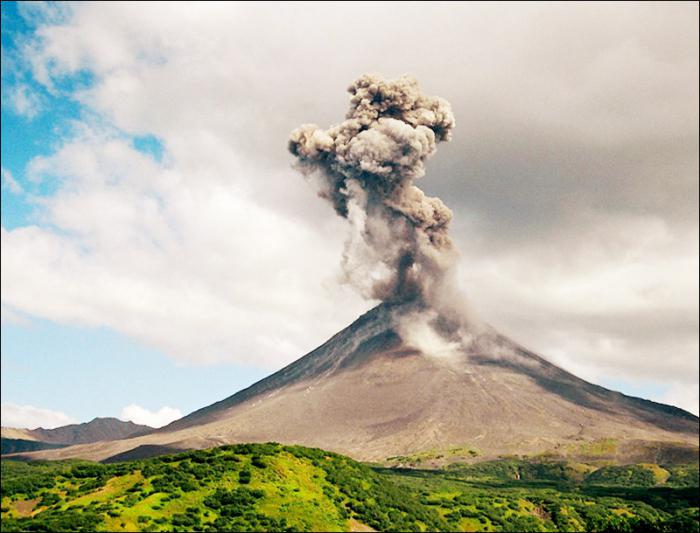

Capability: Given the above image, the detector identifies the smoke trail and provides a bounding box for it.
[289,74,458,309]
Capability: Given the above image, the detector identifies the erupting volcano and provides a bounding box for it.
[12,75,698,464]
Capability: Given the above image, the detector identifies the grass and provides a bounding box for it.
[386,445,481,466]
[564,438,618,458]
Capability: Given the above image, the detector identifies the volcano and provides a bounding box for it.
[5,75,697,467]
[13,301,698,464]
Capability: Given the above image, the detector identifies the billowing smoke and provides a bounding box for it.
[289,74,458,309]
[288,75,552,367]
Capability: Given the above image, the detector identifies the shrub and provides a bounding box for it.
[251,456,267,469]
[39,492,61,507]
[239,469,252,484]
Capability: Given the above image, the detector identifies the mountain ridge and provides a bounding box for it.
[1,417,153,447]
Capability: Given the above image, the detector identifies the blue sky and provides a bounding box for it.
[1,318,265,423]
[1,1,697,430]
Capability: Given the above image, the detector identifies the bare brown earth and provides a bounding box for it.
[10,303,699,464]
[13,498,40,517]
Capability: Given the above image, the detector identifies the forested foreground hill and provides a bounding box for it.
[1,443,698,532]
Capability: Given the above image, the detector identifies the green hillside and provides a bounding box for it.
[1,443,698,532]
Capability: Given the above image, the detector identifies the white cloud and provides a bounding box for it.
[0,3,697,415]
[5,84,42,118]
[1,402,76,429]
[1,126,369,368]
[1,168,23,194]
[120,404,182,428]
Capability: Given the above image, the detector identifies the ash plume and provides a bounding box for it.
[289,74,459,310]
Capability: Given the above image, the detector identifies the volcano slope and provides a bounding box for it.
[11,301,698,464]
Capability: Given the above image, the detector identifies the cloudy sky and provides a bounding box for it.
[1,1,698,429]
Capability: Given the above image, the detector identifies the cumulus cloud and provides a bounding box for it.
[1,402,76,429]
[1,3,697,410]
[120,404,182,428]
[0,131,366,367]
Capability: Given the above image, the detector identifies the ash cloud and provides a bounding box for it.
[289,74,459,309]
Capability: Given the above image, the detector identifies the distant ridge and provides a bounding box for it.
[1,417,153,452]
[0,438,67,455]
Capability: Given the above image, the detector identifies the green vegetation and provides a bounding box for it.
[1,444,698,532]
[1,443,444,532]
[564,438,619,458]
[379,460,699,532]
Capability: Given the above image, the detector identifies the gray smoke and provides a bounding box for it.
[289,74,459,307]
